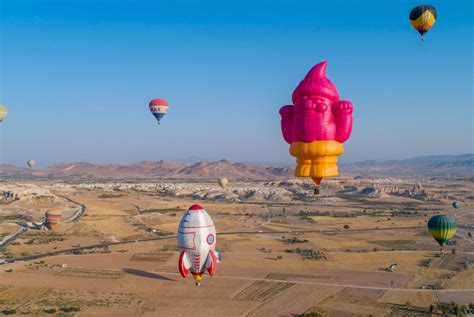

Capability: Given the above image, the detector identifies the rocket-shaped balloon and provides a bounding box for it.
[177,204,218,286]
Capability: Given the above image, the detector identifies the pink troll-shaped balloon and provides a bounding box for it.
[279,61,353,186]
[279,61,353,144]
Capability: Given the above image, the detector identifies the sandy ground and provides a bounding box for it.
[0,180,473,315]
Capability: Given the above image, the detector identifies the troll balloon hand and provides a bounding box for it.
[332,100,353,143]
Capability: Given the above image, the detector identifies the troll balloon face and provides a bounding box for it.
[279,61,353,186]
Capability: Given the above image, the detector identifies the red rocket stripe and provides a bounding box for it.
[178,252,189,278]
[207,250,217,276]
[179,225,214,229]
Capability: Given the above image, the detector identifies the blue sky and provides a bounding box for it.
[0,0,472,167]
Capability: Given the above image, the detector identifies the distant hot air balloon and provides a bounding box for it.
[27,160,36,169]
[218,177,228,188]
[45,209,62,230]
[0,105,8,122]
[409,5,437,41]
[149,98,168,124]
[452,201,460,209]
[427,215,457,251]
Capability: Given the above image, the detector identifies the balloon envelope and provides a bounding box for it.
[177,204,217,284]
[278,61,353,187]
[427,215,456,247]
[218,177,228,188]
[27,160,36,168]
[45,209,62,230]
[149,98,168,124]
[409,5,437,38]
[0,104,8,122]
[452,201,459,209]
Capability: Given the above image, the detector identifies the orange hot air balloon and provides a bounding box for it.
[45,209,62,230]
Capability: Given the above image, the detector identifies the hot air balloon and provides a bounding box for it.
[409,5,437,41]
[45,209,62,230]
[427,215,457,251]
[178,204,218,286]
[27,160,36,169]
[452,201,460,209]
[0,105,8,122]
[218,177,228,188]
[279,61,353,193]
[149,98,168,124]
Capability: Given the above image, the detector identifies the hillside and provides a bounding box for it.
[342,154,473,180]
[0,154,472,181]
[0,159,293,181]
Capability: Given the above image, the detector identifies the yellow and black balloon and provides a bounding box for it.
[409,5,437,40]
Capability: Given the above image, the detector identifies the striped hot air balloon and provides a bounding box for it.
[409,5,437,41]
[0,104,8,122]
[427,215,456,250]
[45,209,62,230]
[149,98,169,124]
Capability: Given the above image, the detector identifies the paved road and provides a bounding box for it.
[0,194,85,249]
[0,227,28,249]
[56,195,86,223]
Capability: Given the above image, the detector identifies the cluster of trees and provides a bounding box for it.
[285,248,327,261]
[429,302,474,315]
[391,210,421,217]
[299,210,357,218]
[281,236,309,244]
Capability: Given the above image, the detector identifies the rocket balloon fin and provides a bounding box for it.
[215,249,222,263]
[178,251,191,277]
[205,250,217,276]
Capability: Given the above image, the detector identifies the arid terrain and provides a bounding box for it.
[0,155,473,316]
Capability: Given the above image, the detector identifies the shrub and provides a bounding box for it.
[2,309,16,315]
[59,307,80,313]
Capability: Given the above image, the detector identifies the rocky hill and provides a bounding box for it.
[342,154,473,180]
[0,160,294,181]
[0,154,472,181]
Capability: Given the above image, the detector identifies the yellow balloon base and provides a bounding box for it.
[192,273,203,281]
[289,140,344,185]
